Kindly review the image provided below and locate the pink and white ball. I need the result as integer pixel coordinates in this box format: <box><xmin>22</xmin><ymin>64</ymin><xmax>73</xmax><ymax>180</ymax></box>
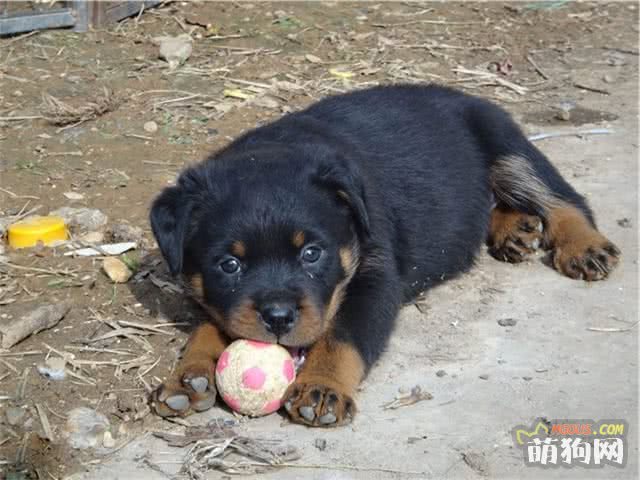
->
<box><xmin>215</xmin><ymin>339</ymin><xmax>296</xmax><ymax>416</ymax></box>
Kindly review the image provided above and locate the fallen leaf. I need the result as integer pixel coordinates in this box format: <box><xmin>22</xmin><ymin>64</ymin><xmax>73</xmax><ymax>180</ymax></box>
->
<box><xmin>223</xmin><ymin>89</ymin><xmax>254</xmax><ymax>100</ymax></box>
<box><xmin>329</xmin><ymin>68</ymin><xmax>355</xmax><ymax>79</ymax></box>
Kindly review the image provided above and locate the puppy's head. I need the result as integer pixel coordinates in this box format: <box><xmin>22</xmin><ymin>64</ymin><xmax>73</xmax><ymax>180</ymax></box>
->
<box><xmin>150</xmin><ymin>146</ymin><xmax>369</xmax><ymax>346</ymax></box>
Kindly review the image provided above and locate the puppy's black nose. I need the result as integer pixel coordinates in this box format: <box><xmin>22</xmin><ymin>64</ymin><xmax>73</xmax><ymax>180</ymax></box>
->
<box><xmin>260</xmin><ymin>303</ymin><xmax>296</xmax><ymax>336</ymax></box>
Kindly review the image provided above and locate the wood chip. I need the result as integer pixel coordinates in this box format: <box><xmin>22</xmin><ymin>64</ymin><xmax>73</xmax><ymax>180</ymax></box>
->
<box><xmin>0</xmin><ymin>303</ymin><xmax>70</xmax><ymax>349</ymax></box>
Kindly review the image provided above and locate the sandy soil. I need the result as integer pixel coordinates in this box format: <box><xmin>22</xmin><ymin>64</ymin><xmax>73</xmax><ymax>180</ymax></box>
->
<box><xmin>0</xmin><ymin>2</ymin><xmax>637</xmax><ymax>479</ymax></box>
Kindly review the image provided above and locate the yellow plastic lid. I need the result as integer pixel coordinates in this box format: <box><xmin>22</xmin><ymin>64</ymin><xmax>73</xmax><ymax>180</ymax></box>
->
<box><xmin>8</xmin><ymin>215</ymin><xmax>68</xmax><ymax>248</ymax></box>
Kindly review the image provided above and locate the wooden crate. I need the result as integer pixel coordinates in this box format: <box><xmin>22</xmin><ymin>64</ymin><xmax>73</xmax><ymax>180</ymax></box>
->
<box><xmin>82</xmin><ymin>1</ymin><xmax>162</xmax><ymax>31</ymax></box>
<box><xmin>0</xmin><ymin>1</ymin><xmax>161</xmax><ymax>36</ymax></box>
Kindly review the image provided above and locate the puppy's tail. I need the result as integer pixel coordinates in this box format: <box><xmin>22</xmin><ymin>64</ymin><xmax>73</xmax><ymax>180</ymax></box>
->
<box><xmin>465</xmin><ymin>97</ymin><xmax>594</xmax><ymax>224</ymax></box>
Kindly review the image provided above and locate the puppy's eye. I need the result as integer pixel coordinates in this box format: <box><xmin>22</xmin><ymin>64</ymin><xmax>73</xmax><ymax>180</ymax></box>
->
<box><xmin>220</xmin><ymin>257</ymin><xmax>240</xmax><ymax>274</ymax></box>
<box><xmin>301</xmin><ymin>245</ymin><xmax>322</xmax><ymax>263</ymax></box>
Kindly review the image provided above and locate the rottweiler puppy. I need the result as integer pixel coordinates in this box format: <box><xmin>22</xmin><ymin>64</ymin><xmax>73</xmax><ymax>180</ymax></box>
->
<box><xmin>149</xmin><ymin>84</ymin><xmax>620</xmax><ymax>426</ymax></box>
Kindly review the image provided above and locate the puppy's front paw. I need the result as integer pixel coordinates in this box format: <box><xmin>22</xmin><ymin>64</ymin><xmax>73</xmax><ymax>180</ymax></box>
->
<box><xmin>283</xmin><ymin>382</ymin><xmax>356</xmax><ymax>427</ymax></box>
<box><xmin>152</xmin><ymin>355</ymin><xmax>217</xmax><ymax>417</ymax></box>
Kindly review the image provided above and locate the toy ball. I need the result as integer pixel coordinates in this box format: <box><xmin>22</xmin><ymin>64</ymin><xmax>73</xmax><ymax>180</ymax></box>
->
<box><xmin>215</xmin><ymin>339</ymin><xmax>296</xmax><ymax>416</ymax></box>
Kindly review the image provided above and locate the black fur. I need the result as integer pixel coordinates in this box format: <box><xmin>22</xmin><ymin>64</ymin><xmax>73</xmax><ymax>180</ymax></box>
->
<box><xmin>150</xmin><ymin>84</ymin><xmax>592</xmax><ymax>371</ymax></box>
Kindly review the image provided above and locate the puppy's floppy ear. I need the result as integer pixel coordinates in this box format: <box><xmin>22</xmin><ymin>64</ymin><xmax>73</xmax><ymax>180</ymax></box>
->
<box><xmin>314</xmin><ymin>157</ymin><xmax>370</xmax><ymax>238</ymax></box>
<box><xmin>149</xmin><ymin>185</ymin><xmax>197</xmax><ymax>275</ymax></box>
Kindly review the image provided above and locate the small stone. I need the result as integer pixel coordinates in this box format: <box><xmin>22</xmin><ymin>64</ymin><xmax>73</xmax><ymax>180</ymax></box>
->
<box><xmin>436</xmin><ymin>369</ymin><xmax>447</xmax><ymax>377</ymax></box>
<box><xmin>117</xmin><ymin>423</ymin><xmax>129</xmax><ymax>437</ymax></box>
<box><xmin>497</xmin><ymin>318</ymin><xmax>518</xmax><ymax>327</ymax></box>
<box><xmin>102</xmin><ymin>257</ymin><xmax>132</xmax><ymax>283</ymax></box>
<box><xmin>479</xmin><ymin>374</ymin><xmax>489</xmax><ymax>380</ymax></box>
<box><xmin>602</xmin><ymin>74</ymin><xmax>615</xmax><ymax>83</ymax></box>
<box><xmin>63</xmin><ymin>192</ymin><xmax>85</xmax><ymax>201</ymax></box>
<box><xmin>80</xmin><ymin>231</ymin><xmax>104</xmax><ymax>244</ymax></box>
<box><xmin>522</xmin><ymin>376</ymin><xmax>533</xmax><ymax>381</ymax></box>
<box><xmin>144</xmin><ymin>121</ymin><xmax>158</xmax><ymax>133</ymax></box>
<box><xmin>50</xmin><ymin>207</ymin><xmax>107</xmax><ymax>232</ymax></box>
<box><xmin>6</xmin><ymin>406</ymin><xmax>26</xmax><ymax>426</ymax></box>
<box><xmin>314</xmin><ymin>438</ymin><xmax>327</xmax><ymax>451</ymax></box>
<box><xmin>153</xmin><ymin>34</ymin><xmax>192</xmax><ymax>70</ymax></box>
<box><xmin>64</xmin><ymin>407</ymin><xmax>110</xmax><ymax>449</ymax></box>
<box><xmin>617</xmin><ymin>218</ymin><xmax>631</xmax><ymax>228</ymax></box>
<box><xmin>107</xmin><ymin>222</ymin><xmax>144</xmax><ymax>244</ymax></box>
<box><xmin>103</xmin><ymin>430</ymin><xmax>116</xmax><ymax>448</ymax></box>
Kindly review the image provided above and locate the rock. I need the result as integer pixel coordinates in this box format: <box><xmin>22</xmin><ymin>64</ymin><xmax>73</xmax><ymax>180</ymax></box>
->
<box><xmin>436</xmin><ymin>369</ymin><xmax>447</xmax><ymax>377</ymax></box>
<box><xmin>80</xmin><ymin>231</ymin><xmax>105</xmax><ymax>244</ymax></box>
<box><xmin>64</xmin><ymin>407</ymin><xmax>110</xmax><ymax>449</ymax></box>
<box><xmin>6</xmin><ymin>406</ymin><xmax>26</xmax><ymax>426</ymax></box>
<box><xmin>37</xmin><ymin>356</ymin><xmax>67</xmax><ymax>380</ymax></box>
<box><xmin>153</xmin><ymin>34</ymin><xmax>192</xmax><ymax>70</ymax></box>
<box><xmin>107</xmin><ymin>222</ymin><xmax>144</xmax><ymax>244</ymax></box>
<box><xmin>497</xmin><ymin>318</ymin><xmax>518</xmax><ymax>327</ymax></box>
<box><xmin>479</xmin><ymin>374</ymin><xmax>489</xmax><ymax>380</ymax></box>
<box><xmin>555</xmin><ymin>100</ymin><xmax>575</xmax><ymax>122</ymax></box>
<box><xmin>63</xmin><ymin>192</ymin><xmax>85</xmax><ymax>201</ymax></box>
<box><xmin>50</xmin><ymin>207</ymin><xmax>108</xmax><ymax>232</ymax></box>
<box><xmin>102</xmin><ymin>257</ymin><xmax>132</xmax><ymax>283</ymax></box>
<box><xmin>102</xmin><ymin>430</ymin><xmax>116</xmax><ymax>448</ymax></box>
<box><xmin>617</xmin><ymin>217</ymin><xmax>631</xmax><ymax>228</ymax></box>
<box><xmin>144</xmin><ymin>121</ymin><xmax>158</xmax><ymax>133</ymax></box>
<box><xmin>314</xmin><ymin>438</ymin><xmax>327</xmax><ymax>451</ymax></box>
<box><xmin>523</xmin><ymin>376</ymin><xmax>533</xmax><ymax>381</ymax></box>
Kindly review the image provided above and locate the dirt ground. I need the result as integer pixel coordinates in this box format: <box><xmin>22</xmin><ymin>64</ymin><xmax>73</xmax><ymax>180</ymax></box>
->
<box><xmin>0</xmin><ymin>1</ymin><xmax>638</xmax><ymax>479</ymax></box>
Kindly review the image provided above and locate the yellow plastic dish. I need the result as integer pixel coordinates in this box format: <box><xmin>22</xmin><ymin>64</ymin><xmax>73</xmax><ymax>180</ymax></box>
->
<box><xmin>8</xmin><ymin>216</ymin><xmax>68</xmax><ymax>248</ymax></box>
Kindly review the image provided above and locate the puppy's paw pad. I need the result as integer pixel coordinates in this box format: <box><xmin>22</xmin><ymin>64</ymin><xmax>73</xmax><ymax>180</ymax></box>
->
<box><xmin>165</xmin><ymin>394</ymin><xmax>189</xmax><ymax>412</ymax></box>
<box><xmin>283</xmin><ymin>382</ymin><xmax>355</xmax><ymax>427</ymax></box>
<box><xmin>184</xmin><ymin>376</ymin><xmax>209</xmax><ymax>394</ymax></box>
<box><xmin>152</xmin><ymin>359</ymin><xmax>217</xmax><ymax>417</ymax></box>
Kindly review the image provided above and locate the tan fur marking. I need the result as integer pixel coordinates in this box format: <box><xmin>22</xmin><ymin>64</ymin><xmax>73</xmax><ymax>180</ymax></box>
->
<box><xmin>187</xmin><ymin>273</ymin><xmax>205</xmax><ymax>301</ymax></box>
<box><xmin>227</xmin><ymin>299</ymin><xmax>263</xmax><ymax>339</ymax></box>
<box><xmin>284</xmin><ymin>296</ymin><xmax>324</xmax><ymax>346</ymax></box>
<box><xmin>231</xmin><ymin>241</ymin><xmax>246</xmax><ymax>258</ymax></box>
<box><xmin>182</xmin><ymin>322</ymin><xmax>229</xmax><ymax>362</ymax></box>
<box><xmin>297</xmin><ymin>335</ymin><xmax>365</xmax><ymax>394</ymax></box>
<box><xmin>292</xmin><ymin>230</ymin><xmax>305</xmax><ymax>248</ymax></box>
<box><xmin>325</xmin><ymin>245</ymin><xmax>359</xmax><ymax>323</ymax></box>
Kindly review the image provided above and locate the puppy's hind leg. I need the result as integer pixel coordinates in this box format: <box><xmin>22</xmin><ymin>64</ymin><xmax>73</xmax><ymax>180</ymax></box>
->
<box><xmin>469</xmin><ymin>99</ymin><xmax>620</xmax><ymax>280</ymax></box>
<box><xmin>489</xmin><ymin>145</ymin><xmax>620</xmax><ymax>281</ymax></box>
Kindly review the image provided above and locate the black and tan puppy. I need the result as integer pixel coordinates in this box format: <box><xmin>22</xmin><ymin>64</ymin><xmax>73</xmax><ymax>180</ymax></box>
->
<box><xmin>149</xmin><ymin>85</ymin><xmax>620</xmax><ymax>426</ymax></box>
